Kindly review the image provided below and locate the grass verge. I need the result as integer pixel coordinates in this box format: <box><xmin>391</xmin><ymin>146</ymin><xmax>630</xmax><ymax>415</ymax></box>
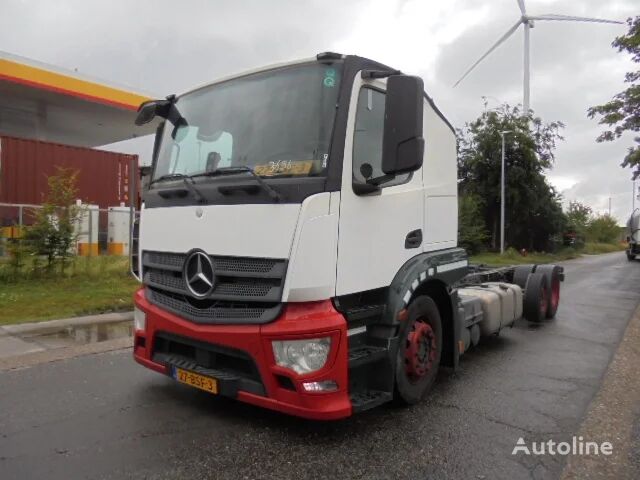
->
<box><xmin>581</xmin><ymin>242</ymin><xmax>627</xmax><ymax>255</ymax></box>
<box><xmin>470</xmin><ymin>249</ymin><xmax>580</xmax><ymax>266</ymax></box>
<box><xmin>0</xmin><ymin>257</ymin><xmax>139</xmax><ymax>326</ymax></box>
<box><xmin>470</xmin><ymin>243</ymin><xmax>625</xmax><ymax>267</ymax></box>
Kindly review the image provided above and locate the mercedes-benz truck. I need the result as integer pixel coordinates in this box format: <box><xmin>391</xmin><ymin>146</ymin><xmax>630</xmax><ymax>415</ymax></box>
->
<box><xmin>131</xmin><ymin>53</ymin><xmax>564</xmax><ymax>420</ymax></box>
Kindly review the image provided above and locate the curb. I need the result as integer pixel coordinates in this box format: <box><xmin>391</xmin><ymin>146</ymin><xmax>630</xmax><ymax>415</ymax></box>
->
<box><xmin>561</xmin><ymin>302</ymin><xmax>640</xmax><ymax>480</ymax></box>
<box><xmin>0</xmin><ymin>337</ymin><xmax>132</xmax><ymax>372</ymax></box>
<box><xmin>2</xmin><ymin>311</ymin><xmax>134</xmax><ymax>337</ymax></box>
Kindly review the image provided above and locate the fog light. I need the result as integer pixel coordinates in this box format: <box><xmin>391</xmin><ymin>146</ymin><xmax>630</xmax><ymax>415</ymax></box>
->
<box><xmin>272</xmin><ymin>337</ymin><xmax>331</xmax><ymax>374</ymax></box>
<box><xmin>134</xmin><ymin>307</ymin><xmax>146</xmax><ymax>331</ymax></box>
<box><xmin>302</xmin><ymin>380</ymin><xmax>338</xmax><ymax>392</ymax></box>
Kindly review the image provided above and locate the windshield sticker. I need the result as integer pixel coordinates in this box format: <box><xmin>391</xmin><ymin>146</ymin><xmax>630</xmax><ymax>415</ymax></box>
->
<box><xmin>254</xmin><ymin>160</ymin><xmax>314</xmax><ymax>176</ymax></box>
<box><xmin>322</xmin><ymin>154</ymin><xmax>328</xmax><ymax>169</ymax></box>
<box><xmin>323</xmin><ymin>68</ymin><xmax>337</xmax><ymax>88</ymax></box>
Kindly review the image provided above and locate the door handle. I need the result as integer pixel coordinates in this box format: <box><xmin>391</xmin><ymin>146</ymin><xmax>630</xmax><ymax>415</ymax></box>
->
<box><xmin>405</xmin><ymin>229</ymin><xmax>422</xmax><ymax>249</ymax></box>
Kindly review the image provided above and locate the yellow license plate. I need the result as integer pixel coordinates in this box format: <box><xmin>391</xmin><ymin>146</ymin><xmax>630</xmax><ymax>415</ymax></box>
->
<box><xmin>173</xmin><ymin>367</ymin><xmax>218</xmax><ymax>394</ymax></box>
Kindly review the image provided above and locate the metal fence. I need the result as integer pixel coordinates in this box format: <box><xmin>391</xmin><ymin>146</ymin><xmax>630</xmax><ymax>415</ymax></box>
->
<box><xmin>0</xmin><ymin>202</ymin><xmax>136</xmax><ymax>257</ymax></box>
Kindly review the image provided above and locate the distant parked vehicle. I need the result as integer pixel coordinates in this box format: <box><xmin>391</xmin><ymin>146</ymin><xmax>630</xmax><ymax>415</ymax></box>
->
<box><xmin>626</xmin><ymin>209</ymin><xmax>640</xmax><ymax>261</ymax></box>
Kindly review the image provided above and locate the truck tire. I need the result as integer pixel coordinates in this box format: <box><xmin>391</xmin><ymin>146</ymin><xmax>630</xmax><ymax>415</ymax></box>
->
<box><xmin>534</xmin><ymin>265</ymin><xmax>561</xmax><ymax>318</ymax></box>
<box><xmin>627</xmin><ymin>250</ymin><xmax>636</xmax><ymax>261</ymax></box>
<box><xmin>394</xmin><ymin>295</ymin><xmax>442</xmax><ymax>405</ymax></box>
<box><xmin>523</xmin><ymin>272</ymin><xmax>549</xmax><ymax>323</ymax></box>
<box><xmin>512</xmin><ymin>264</ymin><xmax>534</xmax><ymax>289</ymax></box>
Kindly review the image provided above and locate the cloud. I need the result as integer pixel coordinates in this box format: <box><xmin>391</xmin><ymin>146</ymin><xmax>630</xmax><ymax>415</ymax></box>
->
<box><xmin>1</xmin><ymin>0</ymin><xmax>637</xmax><ymax>222</ymax></box>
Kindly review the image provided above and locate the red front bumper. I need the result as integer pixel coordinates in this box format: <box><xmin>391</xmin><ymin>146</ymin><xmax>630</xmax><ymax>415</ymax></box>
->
<box><xmin>133</xmin><ymin>288</ymin><xmax>352</xmax><ymax>420</ymax></box>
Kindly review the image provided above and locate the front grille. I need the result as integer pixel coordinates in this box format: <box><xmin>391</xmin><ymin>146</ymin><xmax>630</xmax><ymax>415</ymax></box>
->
<box><xmin>214</xmin><ymin>257</ymin><xmax>278</xmax><ymax>274</ymax></box>
<box><xmin>146</xmin><ymin>251</ymin><xmax>184</xmax><ymax>269</ymax></box>
<box><xmin>144</xmin><ymin>251</ymin><xmax>286</xmax><ymax>277</ymax></box>
<box><xmin>148</xmin><ymin>288</ymin><xmax>281</xmax><ymax>323</ymax></box>
<box><xmin>142</xmin><ymin>250</ymin><xmax>286</xmax><ymax>324</ymax></box>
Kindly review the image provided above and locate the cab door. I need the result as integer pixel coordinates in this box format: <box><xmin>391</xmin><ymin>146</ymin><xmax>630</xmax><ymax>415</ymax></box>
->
<box><xmin>335</xmin><ymin>75</ymin><xmax>425</xmax><ymax>296</ymax></box>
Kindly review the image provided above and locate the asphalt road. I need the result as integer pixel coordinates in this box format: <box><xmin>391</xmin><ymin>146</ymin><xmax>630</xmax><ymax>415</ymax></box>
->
<box><xmin>1</xmin><ymin>252</ymin><xmax>639</xmax><ymax>480</ymax></box>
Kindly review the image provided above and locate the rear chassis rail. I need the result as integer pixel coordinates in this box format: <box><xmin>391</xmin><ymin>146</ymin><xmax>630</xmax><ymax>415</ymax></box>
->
<box><xmin>456</xmin><ymin>263</ymin><xmax>565</xmax><ymax>287</ymax></box>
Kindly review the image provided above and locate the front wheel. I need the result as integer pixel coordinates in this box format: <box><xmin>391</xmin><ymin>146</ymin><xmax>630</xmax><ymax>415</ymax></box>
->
<box><xmin>394</xmin><ymin>295</ymin><xmax>442</xmax><ymax>405</ymax></box>
<box><xmin>627</xmin><ymin>250</ymin><xmax>636</xmax><ymax>261</ymax></box>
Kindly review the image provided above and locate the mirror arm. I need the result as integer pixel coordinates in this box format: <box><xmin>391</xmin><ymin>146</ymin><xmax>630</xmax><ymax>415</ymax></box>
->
<box><xmin>352</xmin><ymin>181</ymin><xmax>380</xmax><ymax>195</ymax></box>
<box><xmin>366</xmin><ymin>173</ymin><xmax>396</xmax><ymax>186</ymax></box>
<box><xmin>352</xmin><ymin>173</ymin><xmax>397</xmax><ymax>196</ymax></box>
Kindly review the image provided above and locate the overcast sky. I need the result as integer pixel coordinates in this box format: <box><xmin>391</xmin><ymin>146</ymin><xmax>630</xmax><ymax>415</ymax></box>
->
<box><xmin>1</xmin><ymin>0</ymin><xmax>637</xmax><ymax>222</ymax></box>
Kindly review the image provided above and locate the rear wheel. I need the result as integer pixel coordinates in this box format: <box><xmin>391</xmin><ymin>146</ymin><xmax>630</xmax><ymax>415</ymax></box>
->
<box><xmin>535</xmin><ymin>265</ymin><xmax>561</xmax><ymax>318</ymax></box>
<box><xmin>523</xmin><ymin>272</ymin><xmax>549</xmax><ymax>323</ymax></box>
<box><xmin>512</xmin><ymin>264</ymin><xmax>534</xmax><ymax>289</ymax></box>
<box><xmin>394</xmin><ymin>295</ymin><xmax>442</xmax><ymax>405</ymax></box>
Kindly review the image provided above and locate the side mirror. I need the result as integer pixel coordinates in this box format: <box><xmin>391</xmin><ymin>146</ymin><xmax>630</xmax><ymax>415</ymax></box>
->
<box><xmin>135</xmin><ymin>99</ymin><xmax>171</xmax><ymax>126</ymax></box>
<box><xmin>381</xmin><ymin>75</ymin><xmax>425</xmax><ymax>175</ymax></box>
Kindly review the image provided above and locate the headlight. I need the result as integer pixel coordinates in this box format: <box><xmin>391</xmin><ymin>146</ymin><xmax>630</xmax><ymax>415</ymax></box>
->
<box><xmin>134</xmin><ymin>307</ymin><xmax>146</xmax><ymax>331</ymax></box>
<box><xmin>272</xmin><ymin>337</ymin><xmax>331</xmax><ymax>374</ymax></box>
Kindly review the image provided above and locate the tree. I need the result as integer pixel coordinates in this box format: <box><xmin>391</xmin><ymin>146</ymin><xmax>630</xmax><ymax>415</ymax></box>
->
<box><xmin>566</xmin><ymin>201</ymin><xmax>592</xmax><ymax>237</ymax></box>
<box><xmin>588</xmin><ymin>16</ymin><xmax>640</xmax><ymax>178</ymax></box>
<box><xmin>25</xmin><ymin>167</ymin><xmax>84</xmax><ymax>272</ymax></box>
<box><xmin>458</xmin><ymin>104</ymin><xmax>566</xmax><ymax>251</ymax></box>
<box><xmin>585</xmin><ymin>214</ymin><xmax>621</xmax><ymax>244</ymax></box>
<box><xmin>458</xmin><ymin>192</ymin><xmax>488</xmax><ymax>254</ymax></box>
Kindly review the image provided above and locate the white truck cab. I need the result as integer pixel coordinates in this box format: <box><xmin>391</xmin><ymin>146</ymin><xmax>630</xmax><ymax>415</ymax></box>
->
<box><xmin>131</xmin><ymin>53</ymin><xmax>562</xmax><ymax>420</ymax></box>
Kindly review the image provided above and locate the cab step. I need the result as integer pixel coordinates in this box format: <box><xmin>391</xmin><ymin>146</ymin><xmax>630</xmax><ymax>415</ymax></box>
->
<box><xmin>350</xmin><ymin>390</ymin><xmax>393</xmax><ymax>413</ymax></box>
<box><xmin>348</xmin><ymin>345</ymin><xmax>388</xmax><ymax>369</ymax></box>
<box><xmin>344</xmin><ymin>304</ymin><xmax>385</xmax><ymax>322</ymax></box>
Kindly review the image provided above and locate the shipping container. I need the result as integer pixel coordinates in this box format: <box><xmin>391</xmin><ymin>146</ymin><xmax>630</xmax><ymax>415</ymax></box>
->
<box><xmin>0</xmin><ymin>135</ymin><xmax>139</xmax><ymax>227</ymax></box>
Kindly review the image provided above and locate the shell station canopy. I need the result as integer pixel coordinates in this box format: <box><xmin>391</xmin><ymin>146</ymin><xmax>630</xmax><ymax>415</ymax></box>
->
<box><xmin>0</xmin><ymin>50</ymin><xmax>157</xmax><ymax>147</ymax></box>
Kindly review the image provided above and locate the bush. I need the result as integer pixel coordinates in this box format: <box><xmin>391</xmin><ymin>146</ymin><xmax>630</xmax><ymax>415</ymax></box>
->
<box><xmin>582</xmin><ymin>242</ymin><xmax>626</xmax><ymax>254</ymax></box>
<box><xmin>24</xmin><ymin>167</ymin><xmax>85</xmax><ymax>273</ymax></box>
<box><xmin>585</xmin><ymin>214</ymin><xmax>620</xmax><ymax>244</ymax></box>
<box><xmin>458</xmin><ymin>193</ymin><xmax>488</xmax><ymax>254</ymax></box>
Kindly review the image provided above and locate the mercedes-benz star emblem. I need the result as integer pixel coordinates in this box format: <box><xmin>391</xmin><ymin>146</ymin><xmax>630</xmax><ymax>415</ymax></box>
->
<box><xmin>184</xmin><ymin>251</ymin><xmax>215</xmax><ymax>298</ymax></box>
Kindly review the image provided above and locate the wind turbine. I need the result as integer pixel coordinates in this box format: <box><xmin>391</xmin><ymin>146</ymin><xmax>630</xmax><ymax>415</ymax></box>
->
<box><xmin>453</xmin><ymin>0</ymin><xmax>623</xmax><ymax>113</ymax></box>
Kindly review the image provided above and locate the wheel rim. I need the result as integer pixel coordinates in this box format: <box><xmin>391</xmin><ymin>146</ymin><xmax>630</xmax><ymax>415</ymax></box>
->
<box><xmin>405</xmin><ymin>319</ymin><xmax>437</xmax><ymax>383</ymax></box>
<box><xmin>539</xmin><ymin>284</ymin><xmax>548</xmax><ymax>317</ymax></box>
<box><xmin>550</xmin><ymin>277</ymin><xmax>560</xmax><ymax>312</ymax></box>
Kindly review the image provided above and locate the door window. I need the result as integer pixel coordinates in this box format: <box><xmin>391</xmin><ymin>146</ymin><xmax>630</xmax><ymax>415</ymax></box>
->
<box><xmin>352</xmin><ymin>87</ymin><xmax>411</xmax><ymax>187</ymax></box>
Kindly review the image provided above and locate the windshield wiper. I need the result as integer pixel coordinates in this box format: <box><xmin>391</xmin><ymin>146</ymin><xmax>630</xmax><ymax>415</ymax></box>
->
<box><xmin>182</xmin><ymin>177</ymin><xmax>206</xmax><ymax>204</ymax></box>
<box><xmin>149</xmin><ymin>173</ymin><xmax>187</xmax><ymax>186</ymax></box>
<box><xmin>149</xmin><ymin>172</ymin><xmax>206</xmax><ymax>203</ymax></box>
<box><xmin>194</xmin><ymin>166</ymin><xmax>283</xmax><ymax>202</ymax></box>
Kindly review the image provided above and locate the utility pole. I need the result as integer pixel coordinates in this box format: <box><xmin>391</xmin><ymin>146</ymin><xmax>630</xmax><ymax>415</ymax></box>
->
<box><xmin>608</xmin><ymin>197</ymin><xmax>612</xmax><ymax>216</ymax></box>
<box><xmin>500</xmin><ymin>130</ymin><xmax>512</xmax><ymax>254</ymax></box>
<box><xmin>633</xmin><ymin>179</ymin><xmax>636</xmax><ymax>212</ymax></box>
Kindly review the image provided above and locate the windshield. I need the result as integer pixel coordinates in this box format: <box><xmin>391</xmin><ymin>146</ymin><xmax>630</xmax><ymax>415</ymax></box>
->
<box><xmin>153</xmin><ymin>62</ymin><xmax>342</xmax><ymax>181</ymax></box>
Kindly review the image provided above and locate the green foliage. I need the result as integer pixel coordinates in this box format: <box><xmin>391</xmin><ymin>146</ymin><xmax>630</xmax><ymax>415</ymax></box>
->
<box><xmin>470</xmin><ymin>248</ymin><xmax>580</xmax><ymax>267</ymax></box>
<box><xmin>458</xmin><ymin>193</ymin><xmax>488</xmax><ymax>254</ymax></box>
<box><xmin>24</xmin><ymin>167</ymin><xmax>84</xmax><ymax>272</ymax></box>
<box><xmin>582</xmin><ymin>242</ymin><xmax>626</xmax><ymax>254</ymax></box>
<box><xmin>458</xmin><ymin>104</ymin><xmax>566</xmax><ymax>251</ymax></box>
<box><xmin>588</xmin><ymin>16</ymin><xmax>640</xmax><ymax>178</ymax></box>
<box><xmin>565</xmin><ymin>201</ymin><xmax>592</xmax><ymax>236</ymax></box>
<box><xmin>4</xmin><ymin>240</ymin><xmax>29</xmax><ymax>281</ymax></box>
<box><xmin>585</xmin><ymin>214</ymin><xmax>620</xmax><ymax>243</ymax></box>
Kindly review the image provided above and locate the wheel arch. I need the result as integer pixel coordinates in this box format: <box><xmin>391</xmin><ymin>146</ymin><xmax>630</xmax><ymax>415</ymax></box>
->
<box><xmin>383</xmin><ymin>248</ymin><xmax>468</xmax><ymax>369</ymax></box>
<box><xmin>411</xmin><ymin>279</ymin><xmax>456</xmax><ymax>368</ymax></box>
